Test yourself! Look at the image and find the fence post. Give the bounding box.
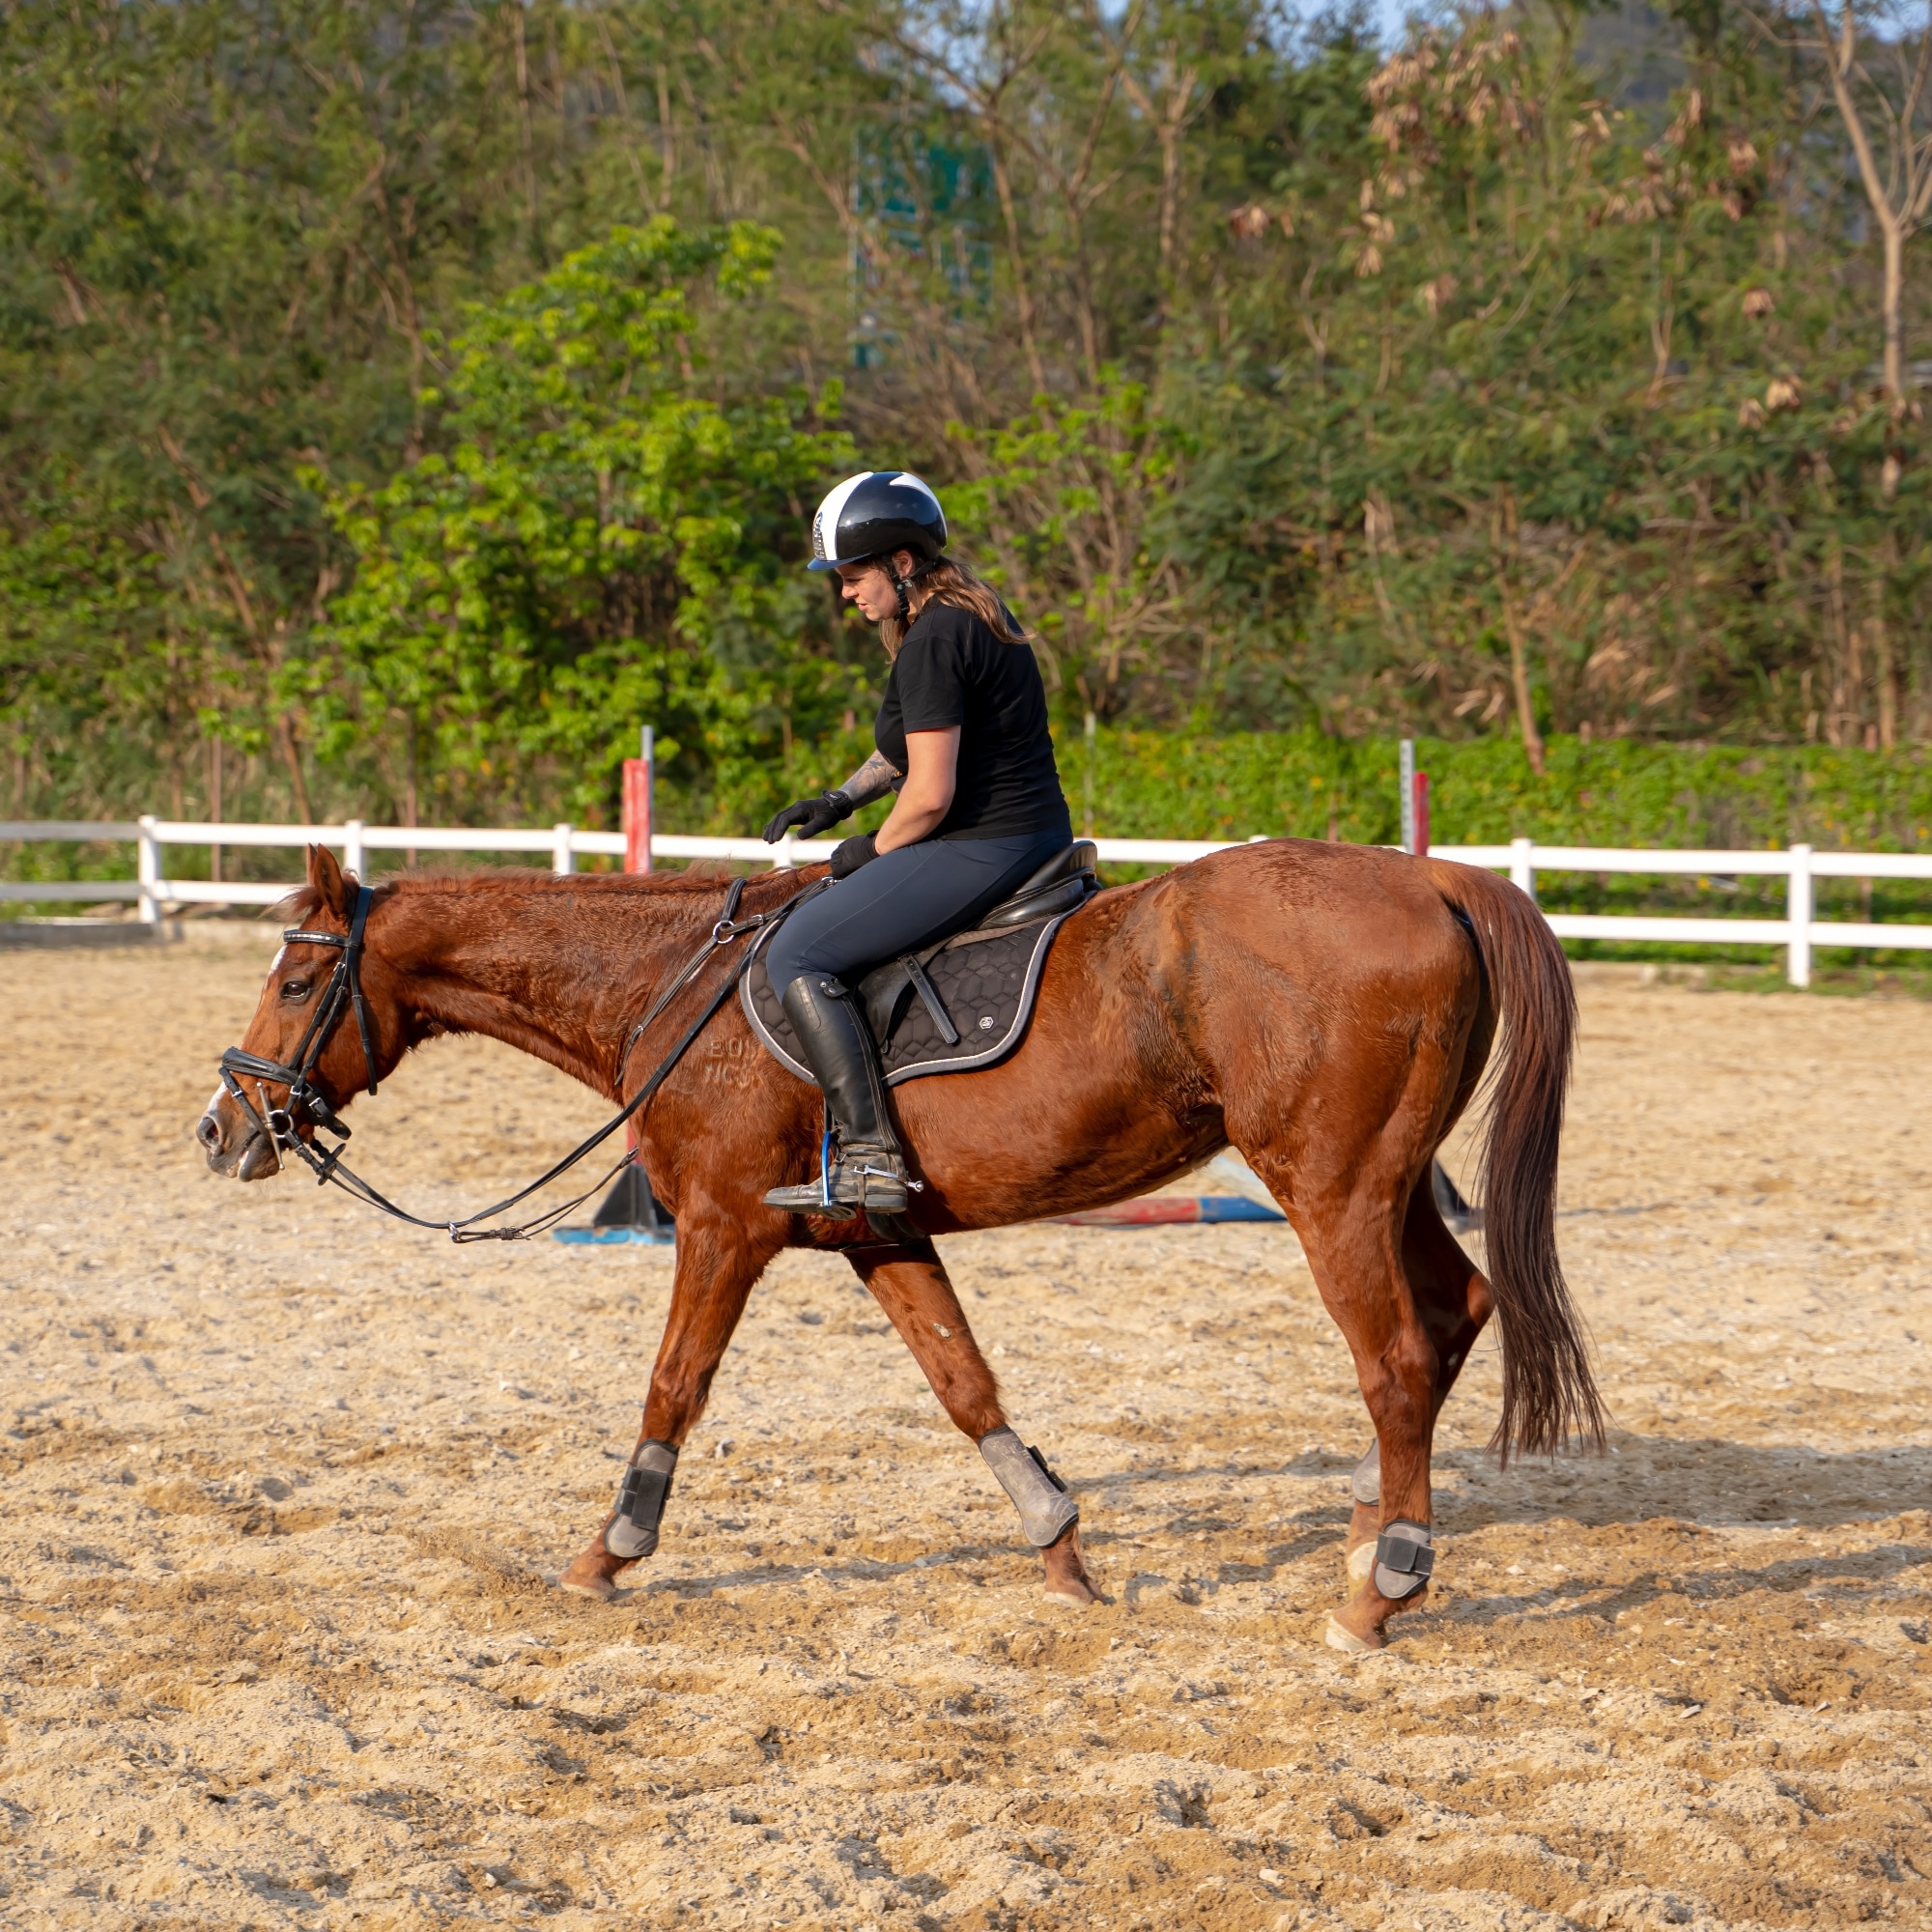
[1399,740,1416,852]
[774,832,797,870]
[611,728,670,1235]
[1787,843,1812,988]
[136,814,160,924]
[623,725,654,873]
[1083,709,1096,838]
[343,817,366,882]
[553,823,575,876]
[1509,837,1535,898]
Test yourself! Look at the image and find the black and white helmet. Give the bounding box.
[808,470,947,573]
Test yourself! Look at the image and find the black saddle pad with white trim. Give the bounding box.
[742,908,1078,1087]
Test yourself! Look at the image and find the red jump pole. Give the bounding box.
[622,724,654,874]
[1413,770,1431,857]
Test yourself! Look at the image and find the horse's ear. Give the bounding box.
[307,843,349,918]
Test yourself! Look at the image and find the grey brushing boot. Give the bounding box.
[763,973,914,1219]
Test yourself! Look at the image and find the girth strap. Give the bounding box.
[901,952,959,1045]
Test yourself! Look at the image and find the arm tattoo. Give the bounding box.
[838,749,903,805]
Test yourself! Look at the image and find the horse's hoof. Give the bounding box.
[1043,1577,1100,1607]
[1346,1541,1377,1586]
[1325,1613,1382,1654]
[1040,1524,1102,1605]
[558,1543,626,1601]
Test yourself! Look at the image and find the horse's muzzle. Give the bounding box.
[197,1094,279,1182]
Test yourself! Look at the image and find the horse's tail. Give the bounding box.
[1427,859,1605,1462]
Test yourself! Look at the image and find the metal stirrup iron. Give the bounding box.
[604,1440,678,1560]
[979,1426,1078,1547]
[1372,1518,1435,1600]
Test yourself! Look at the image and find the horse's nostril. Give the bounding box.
[197,1114,221,1150]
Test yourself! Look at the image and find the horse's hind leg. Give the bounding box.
[1241,1130,1444,1652]
[559,1212,781,1600]
[846,1237,1100,1605]
[1344,1178,1493,1583]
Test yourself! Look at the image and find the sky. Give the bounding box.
[1372,0,1423,41]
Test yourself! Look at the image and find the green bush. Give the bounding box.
[699,725,1932,971]
[1131,730,1932,851]
[711,725,1932,851]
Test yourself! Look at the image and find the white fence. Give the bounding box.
[5,818,1930,987]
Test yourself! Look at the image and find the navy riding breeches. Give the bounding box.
[764,829,1070,993]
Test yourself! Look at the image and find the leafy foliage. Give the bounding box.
[2,0,1930,842]
[1037,724,1932,950]
[296,221,855,823]
[1049,725,1932,850]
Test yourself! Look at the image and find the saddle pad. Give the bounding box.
[742,910,1075,1087]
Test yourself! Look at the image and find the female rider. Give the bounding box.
[758,469,1073,1221]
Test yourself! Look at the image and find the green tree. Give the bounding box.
[6,0,1932,852]
[298,219,856,826]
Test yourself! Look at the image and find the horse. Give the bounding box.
[196,838,1600,1652]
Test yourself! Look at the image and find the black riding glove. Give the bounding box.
[762,789,855,844]
[829,833,878,879]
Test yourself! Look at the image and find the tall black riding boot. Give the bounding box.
[762,973,914,1219]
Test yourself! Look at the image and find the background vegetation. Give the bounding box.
[5,0,1932,853]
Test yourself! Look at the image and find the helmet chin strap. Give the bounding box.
[887,552,940,625]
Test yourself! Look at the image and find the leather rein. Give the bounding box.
[216,873,807,1243]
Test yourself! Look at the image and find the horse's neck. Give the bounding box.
[385,879,715,1099]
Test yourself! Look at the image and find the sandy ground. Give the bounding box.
[0,928,1928,1932]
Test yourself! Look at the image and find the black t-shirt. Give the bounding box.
[873,602,1071,842]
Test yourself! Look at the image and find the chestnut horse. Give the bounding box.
[197,838,1600,1651]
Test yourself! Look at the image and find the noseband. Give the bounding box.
[218,882,380,1173]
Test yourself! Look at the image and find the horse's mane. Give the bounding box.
[271,862,771,928]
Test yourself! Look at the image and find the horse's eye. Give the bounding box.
[280,979,313,1002]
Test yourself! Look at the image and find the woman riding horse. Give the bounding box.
[756,470,1073,1222]
[198,469,1599,1649]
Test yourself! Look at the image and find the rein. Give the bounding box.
[217,873,811,1244]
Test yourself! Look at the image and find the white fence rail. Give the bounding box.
[6,819,1931,987]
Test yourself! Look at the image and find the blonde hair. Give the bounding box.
[877,554,1029,658]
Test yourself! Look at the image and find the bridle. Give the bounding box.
[219,882,381,1159]
[215,872,812,1243]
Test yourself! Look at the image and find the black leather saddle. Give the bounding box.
[972,838,1098,929]
[743,840,1099,1087]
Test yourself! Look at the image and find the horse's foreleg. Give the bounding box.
[1343,1176,1494,1583]
[558,1214,779,1601]
[846,1238,1099,1605]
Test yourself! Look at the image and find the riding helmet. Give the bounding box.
[808,470,947,572]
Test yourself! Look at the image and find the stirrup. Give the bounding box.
[764,1144,914,1218]
[762,1178,857,1221]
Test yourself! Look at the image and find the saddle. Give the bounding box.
[743,841,1097,1087]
